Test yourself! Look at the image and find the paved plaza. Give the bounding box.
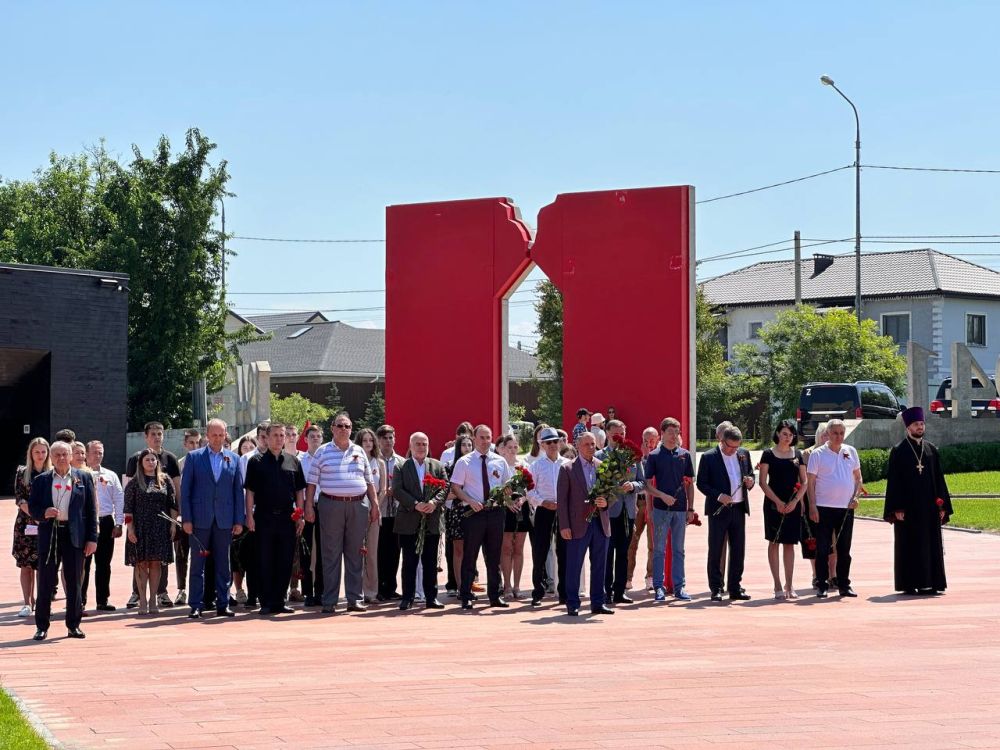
[2,487,999,750]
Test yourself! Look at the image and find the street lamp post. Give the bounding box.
[820,75,862,325]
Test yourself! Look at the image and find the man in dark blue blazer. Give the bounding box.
[28,441,98,640]
[181,419,245,617]
[696,424,755,602]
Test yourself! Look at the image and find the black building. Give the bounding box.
[0,263,129,492]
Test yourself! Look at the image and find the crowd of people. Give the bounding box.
[11,404,952,640]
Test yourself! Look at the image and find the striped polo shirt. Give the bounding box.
[306,441,373,497]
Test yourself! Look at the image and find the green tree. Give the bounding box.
[533,280,563,428]
[733,305,907,423]
[508,402,526,424]
[269,393,332,429]
[325,383,344,414]
[357,390,386,432]
[0,130,254,429]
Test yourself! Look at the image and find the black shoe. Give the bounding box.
[304,596,320,607]
[347,602,367,612]
[566,608,579,617]
[96,603,116,612]
[816,589,829,599]
[902,589,919,595]
[461,600,474,611]
[228,596,238,607]
[489,598,509,608]
[322,605,336,614]
[67,628,86,639]
[375,593,388,602]
[829,577,840,589]
[591,604,615,615]
[258,607,273,615]
[188,609,203,619]
[710,591,724,602]
[530,598,542,607]
[612,595,633,604]
[425,599,445,609]
[812,577,820,590]
[276,605,294,613]
[388,592,402,600]
[216,608,236,617]
[399,599,413,611]
[80,610,90,617]
[33,629,47,641]
[729,589,751,601]
[839,587,858,598]
[917,588,937,596]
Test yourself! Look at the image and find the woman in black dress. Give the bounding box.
[12,437,51,617]
[496,435,531,599]
[444,436,473,597]
[759,420,807,600]
[124,449,178,614]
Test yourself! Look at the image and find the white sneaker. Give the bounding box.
[175,590,188,606]
[235,588,248,605]
[18,605,31,617]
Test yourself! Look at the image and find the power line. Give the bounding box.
[694,165,853,205]
[227,281,546,297]
[864,164,1000,174]
[232,299,539,314]
[696,237,849,265]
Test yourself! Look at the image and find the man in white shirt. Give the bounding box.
[81,441,124,612]
[450,424,513,610]
[297,424,325,606]
[526,427,569,606]
[806,418,862,598]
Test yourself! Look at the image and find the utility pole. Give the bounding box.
[794,230,802,306]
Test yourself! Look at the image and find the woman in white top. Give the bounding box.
[357,428,386,603]
[590,413,607,450]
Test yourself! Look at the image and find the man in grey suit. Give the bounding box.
[376,424,405,600]
[598,420,644,605]
[557,433,612,617]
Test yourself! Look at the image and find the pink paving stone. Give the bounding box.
[2,491,999,750]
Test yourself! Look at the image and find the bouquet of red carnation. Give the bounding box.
[464,465,535,517]
[290,507,304,522]
[585,435,642,522]
[416,475,451,555]
[687,511,703,527]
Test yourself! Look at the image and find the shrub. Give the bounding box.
[857,441,1000,482]
[859,449,890,483]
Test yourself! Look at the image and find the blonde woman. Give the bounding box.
[124,449,177,614]
[12,438,51,617]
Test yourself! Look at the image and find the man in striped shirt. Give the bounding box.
[305,411,379,614]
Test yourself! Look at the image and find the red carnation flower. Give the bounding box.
[805,538,817,552]
[936,497,944,507]
[291,507,304,522]
[793,482,802,491]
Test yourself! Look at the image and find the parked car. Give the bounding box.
[930,377,1000,418]
[796,381,904,444]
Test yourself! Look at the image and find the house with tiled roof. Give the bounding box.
[222,310,548,420]
[700,248,1000,393]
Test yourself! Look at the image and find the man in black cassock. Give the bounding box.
[883,407,952,595]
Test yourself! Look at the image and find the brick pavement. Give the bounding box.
[2,490,999,750]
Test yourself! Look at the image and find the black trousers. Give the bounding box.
[377,516,401,597]
[530,506,566,601]
[445,531,457,591]
[816,506,854,589]
[300,518,324,599]
[707,506,746,595]
[399,532,439,601]
[460,508,503,602]
[604,511,634,599]
[36,524,84,632]
[238,530,260,606]
[82,515,116,606]
[255,515,295,608]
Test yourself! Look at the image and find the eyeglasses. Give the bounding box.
[334,424,352,429]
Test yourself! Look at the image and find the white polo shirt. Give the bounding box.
[806,443,860,509]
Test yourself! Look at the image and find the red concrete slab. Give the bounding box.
[2,491,999,750]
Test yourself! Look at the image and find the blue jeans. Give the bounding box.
[652,508,686,591]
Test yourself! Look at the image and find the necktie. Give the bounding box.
[480,453,490,504]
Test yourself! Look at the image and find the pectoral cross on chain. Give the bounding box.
[916,461,924,475]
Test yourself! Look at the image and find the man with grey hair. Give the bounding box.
[697,425,755,601]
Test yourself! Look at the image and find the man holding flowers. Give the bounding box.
[597,420,646,605]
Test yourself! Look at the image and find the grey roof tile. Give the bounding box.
[246,311,329,332]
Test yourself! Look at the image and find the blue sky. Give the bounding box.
[5,2,1000,349]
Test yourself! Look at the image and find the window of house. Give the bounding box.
[967,314,987,347]
[748,321,763,340]
[881,313,910,346]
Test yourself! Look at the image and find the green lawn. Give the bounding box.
[0,689,48,750]
[857,471,1000,531]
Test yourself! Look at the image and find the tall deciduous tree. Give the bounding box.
[733,305,907,422]
[0,129,255,430]
[533,280,563,428]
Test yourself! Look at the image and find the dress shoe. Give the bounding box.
[67,628,86,639]
[96,603,116,612]
[388,592,402,600]
[424,599,445,609]
[276,605,294,614]
[902,589,919,595]
[461,600,474,611]
[375,593,388,602]
[612,594,634,604]
[839,587,858,598]
[126,593,139,609]
[399,599,413,611]
[489,598,509,608]
[216,608,236,617]
[188,609,203,619]
[710,591,724,602]
[816,589,829,599]
[591,605,615,615]
[729,589,752,601]
[347,602,367,612]
[33,629,47,641]
[80,610,90,617]
[322,605,336,614]
[530,598,542,607]
[471,582,485,593]
[257,607,273,615]
[304,596,320,607]
[566,608,579,617]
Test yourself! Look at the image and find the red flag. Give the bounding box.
[296,420,310,452]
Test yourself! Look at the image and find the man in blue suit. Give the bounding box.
[181,418,245,618]
[29,441,98,641]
